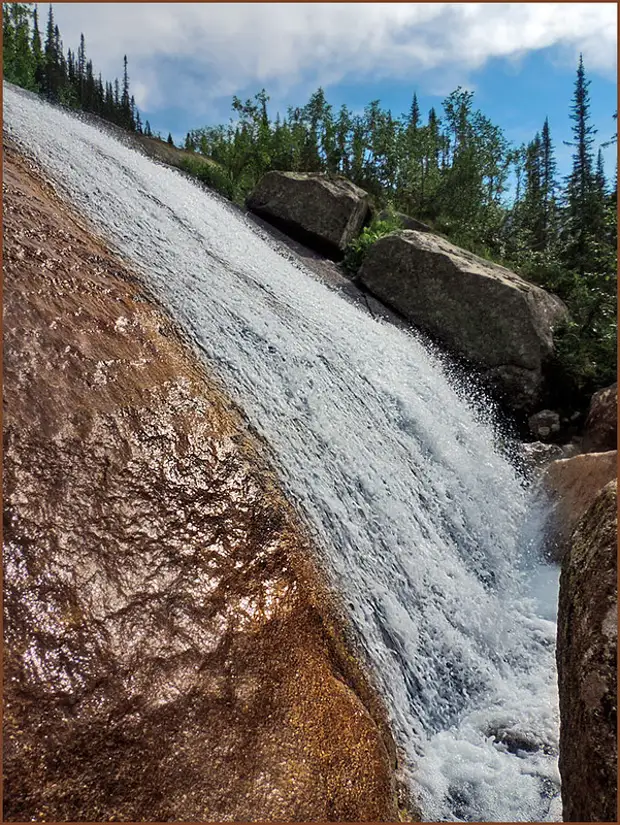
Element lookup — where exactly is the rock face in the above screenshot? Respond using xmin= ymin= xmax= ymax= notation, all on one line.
xmin=246 ymin=171 xmax=371 ymax=258
xmin=582 ymin=382 xmax=617 ymax=452
xmin=542 ymin=450 xmax=617 ymax=562
xmin=358 ymin=231 xmax=568 ymax=410
xmin=3 ymin=150 xmax=402 ymax=822
xmin=556 ymin=479 xmax=617 ymax=823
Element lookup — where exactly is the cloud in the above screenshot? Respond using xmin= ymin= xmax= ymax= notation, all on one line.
xmin=51 ymin=2 xmax=617 ymax=116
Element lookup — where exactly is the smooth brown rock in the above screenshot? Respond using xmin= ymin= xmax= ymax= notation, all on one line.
xmin=582 ymin=382 xmax=617 ymax=452
xmin=556 ymin=479 xmax=617 ymax=822
xmin=3 ymin=149 xmax=404 ymax=822
xmin=542 ymin=451 xmax=617 ymax=562
xmin=358 ymin=231 xmax=568 ymax=410
xmin=246 ymin=171 xmax=371 ymax=257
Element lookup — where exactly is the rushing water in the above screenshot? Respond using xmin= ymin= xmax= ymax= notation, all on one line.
xmin=4 ymin=85 xmax=561 ymax=822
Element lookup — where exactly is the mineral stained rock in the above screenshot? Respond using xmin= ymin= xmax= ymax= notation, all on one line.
xmin=3 ymin=148 xmax=402 ymax=823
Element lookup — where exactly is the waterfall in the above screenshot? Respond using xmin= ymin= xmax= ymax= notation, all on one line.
xmin=4 ymin=84 xmax=561 ymax=822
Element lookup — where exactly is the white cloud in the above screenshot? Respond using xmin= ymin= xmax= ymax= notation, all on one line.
xmin=51 ymin=2 xmax=617 ymax=115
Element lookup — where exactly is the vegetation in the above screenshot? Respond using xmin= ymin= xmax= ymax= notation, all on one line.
xmin=3 ymin=3 xmax=143 ymax=133
xmin=4 ymin=3 xmax=616 ymax=405
xmin=343 ymin=208 xmax=405 ymax=275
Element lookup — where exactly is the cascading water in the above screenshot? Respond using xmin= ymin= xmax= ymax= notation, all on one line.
xmin=4 ymin=85 xmax=561 ymax=822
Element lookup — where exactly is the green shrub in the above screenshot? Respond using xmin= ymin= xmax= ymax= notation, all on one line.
xmin=343 ymin=210 xmax=404 ymax=275
xmin=178 ymin=156 xmax=238 ymax=202
xmin=551 ymin=283 xmax=617 ymax=405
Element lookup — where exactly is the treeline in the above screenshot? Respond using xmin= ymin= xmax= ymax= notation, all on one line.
xmin=184 ymin=69 xmax=615 ymax=271
xmin=2 ymin=3 xmax=156 ymax=136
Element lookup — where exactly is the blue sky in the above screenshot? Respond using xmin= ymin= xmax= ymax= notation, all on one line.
xmin=52 ymin=3 xmax=618 ymax=185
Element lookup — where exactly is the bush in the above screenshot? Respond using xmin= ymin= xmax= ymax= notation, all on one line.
xmin=178 ymin=156 xmax=238 ymax=202
xmin=551 ymin=284 xmax=617 ymax=405
xmin=343 ymin=209 xmax=404 ymax=275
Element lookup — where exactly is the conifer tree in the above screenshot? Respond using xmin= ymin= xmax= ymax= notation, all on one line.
xmin=540 ymin=117 xmax=557 ymax=250
xmin=10 ymin=4 xmax=37 ymax=90
xmin=595 ymin=148 xmax=606 ymax=196
xmin=74 ymin=33 xmax=84 ymax=101
xmin=43 ymin=3 xmax=61 ymax=99
xmin=563 ymin=54 xmax=598 ymax=275
xmin=31 ymin=4 xmax=44 ymax=90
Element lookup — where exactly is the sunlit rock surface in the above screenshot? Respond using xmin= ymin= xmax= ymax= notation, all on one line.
xmin=2 ymin=149 xmax=400 ymax=823
xmin=556 ymin=479 xmax=617 ymax=822
xmin=542 ymin=450 xmax=617 ymax=562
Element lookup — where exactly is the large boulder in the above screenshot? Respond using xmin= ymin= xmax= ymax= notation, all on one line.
xmin=582 ymin=382 xmax=617 ymax=452
xmin=358 ymin=231 xmax=568 ymax=410
xmin=542 ymin=450 xmax=617 ymax=562
xmin=246 ymin=171 xmax=371 ymax=258
xmin=556 ymin=479 xmax=617 ymax=822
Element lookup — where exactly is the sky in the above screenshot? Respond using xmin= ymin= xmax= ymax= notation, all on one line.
xmin=51 ymin=3 xmax=618 ymax=180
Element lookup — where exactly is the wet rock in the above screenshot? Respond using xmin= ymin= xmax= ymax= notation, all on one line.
xmin=560 ymin=442 xmax=581 ymax=460
xmin=519 ymin=441 xmax=565 ymax=472
xmin=556 ymin=479 xmax=617 ymax=822
xmin=582 ymin=383 xmax=617 ymax=453
xmin=487 ymin=725 xmax=554 ymax=756
xmin=246 ymin=171 xmax=371 ymax=259
xmin=358 ymin=231 xmax=568 ymax=411
xmin=542 ymin=451 xmax=617 ymax=562
xmin=3 ymin=150 xmax=401 ymax=822
xmin=528 ymin=409 xmax=561 ymax=441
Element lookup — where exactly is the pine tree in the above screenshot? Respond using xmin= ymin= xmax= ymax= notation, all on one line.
xmin=408 ymin=92 xmax=420 ymax=133
xmin=3 ymin=5 xmax=16 ymax=79
xmin=83 ymin=60 xmax=95 ymax=111
xmin=31 ymin=4 xmax=44 ymax=90
xmin=167 ymin=132 xmax=174 ymax=146
xmin=595 ymin=148 xmax=606 ymax=196
xmin=540 ymin=117 xmax=557 ymax=251
xmin=43 ymin=3 xmax=60 ymax=99
xmin=130 ymin=94 xmax=137 ymax=131
xmin=144 ymin=120 xmax=152 ymax=137
xmin=120 ymin=54 xmax=133 ymax=128
xmin=113 ymin=76 xmax=120 ymax=121
xmin=335 ymin=104 xmax=352 ymax=176
xmin=563 ymin=54 xmax=599 ymax=276
xmin=77 ymin=33 xmax=86 ymax=103
xmin=8 ymin=4 xmax=37 ymax=90
xmin=521 ymin=133 xmax=546 ymax=249
xmin=427 ymin=107 xmax=441 ymax=168
xmin=95 ymin=73 xmax=104 ymax=114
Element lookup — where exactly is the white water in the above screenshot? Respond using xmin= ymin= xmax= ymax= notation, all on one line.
xmin=4 ymin=85 xmax=561 ymax=822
